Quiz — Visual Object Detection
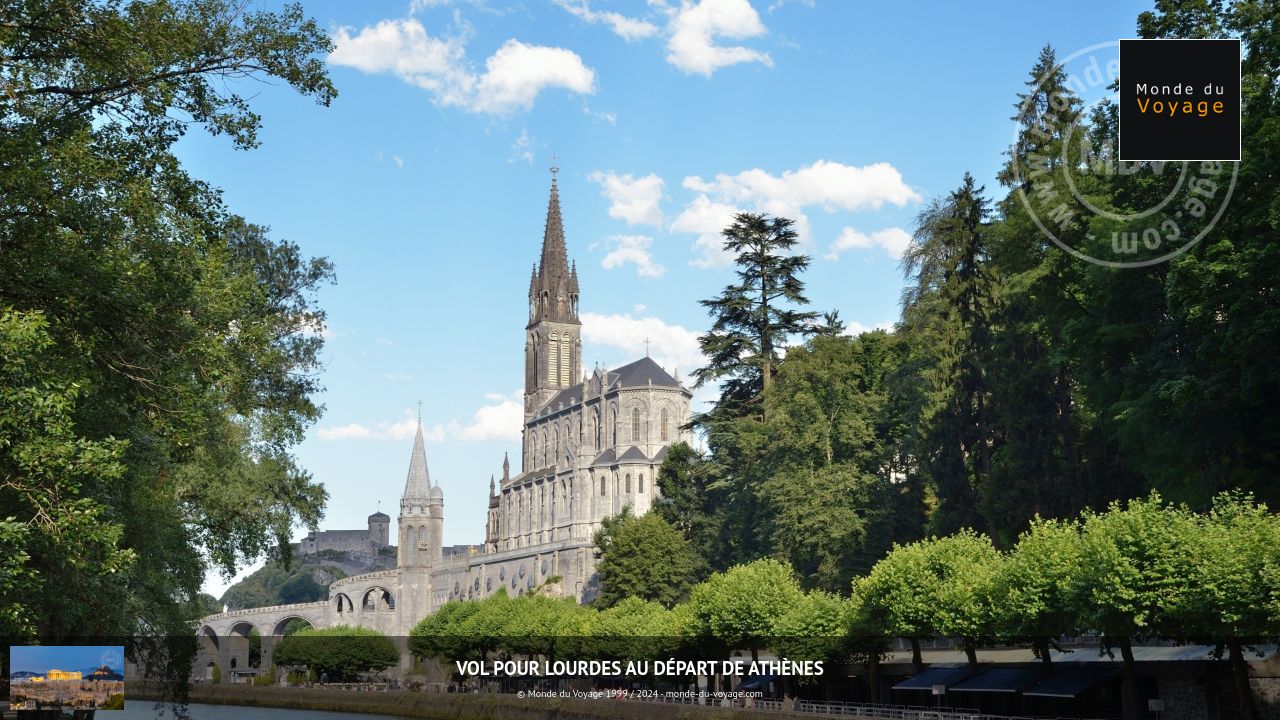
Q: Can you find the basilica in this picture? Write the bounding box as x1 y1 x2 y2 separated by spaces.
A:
197 172 693 661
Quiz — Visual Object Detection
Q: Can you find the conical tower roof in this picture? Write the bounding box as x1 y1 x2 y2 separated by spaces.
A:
539 172 569 282
404 421 431 499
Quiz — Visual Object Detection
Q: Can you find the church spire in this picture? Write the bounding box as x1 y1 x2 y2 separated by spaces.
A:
404 420 431 498
531 165 575 324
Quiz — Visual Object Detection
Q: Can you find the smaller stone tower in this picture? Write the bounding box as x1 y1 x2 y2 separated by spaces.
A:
367 511 390 548
398 420 443 568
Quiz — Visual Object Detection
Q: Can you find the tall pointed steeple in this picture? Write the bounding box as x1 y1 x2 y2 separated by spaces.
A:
404 421 431 498
524 164 583 418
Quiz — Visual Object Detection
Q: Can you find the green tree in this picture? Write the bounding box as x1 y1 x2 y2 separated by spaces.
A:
593 508 699 609
654 442 725 575
687 558 803 662
900 175 999 536
992 517 1083 666
1165 493 1280 720
272 626 398 681
693 212 819 414
852 530 1001 672
1073 494 1193 720
0 309 135 639
0 0 338 645
756 333 903 591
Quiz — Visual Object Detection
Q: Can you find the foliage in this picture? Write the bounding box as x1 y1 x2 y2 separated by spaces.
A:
687 558 803 661
0 0 338 644
221 557 348 610
272 626 397 681
593 508 699 609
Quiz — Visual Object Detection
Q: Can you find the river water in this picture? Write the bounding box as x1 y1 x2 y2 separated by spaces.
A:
117 701 417 720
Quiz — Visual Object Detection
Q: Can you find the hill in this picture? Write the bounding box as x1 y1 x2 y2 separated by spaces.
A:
219 547 396 610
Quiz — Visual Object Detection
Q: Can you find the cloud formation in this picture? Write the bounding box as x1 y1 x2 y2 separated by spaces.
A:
665 0 772 76
329 19 595 114
581 312 703 374
318 410 443 442
669 194 741 268
554 0 660 40
599 235 666 277
825 227 913 261
589 171 665 226
673 160 920 267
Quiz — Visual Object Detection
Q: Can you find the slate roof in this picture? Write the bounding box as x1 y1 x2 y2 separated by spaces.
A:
611 356 681 388
617 445 649 462
535 356 685 416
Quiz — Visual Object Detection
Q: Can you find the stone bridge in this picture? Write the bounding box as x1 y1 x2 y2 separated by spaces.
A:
195 601 329 682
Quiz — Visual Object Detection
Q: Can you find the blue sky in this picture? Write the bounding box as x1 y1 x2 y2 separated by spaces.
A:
189 0 1151 597
10 646 123 674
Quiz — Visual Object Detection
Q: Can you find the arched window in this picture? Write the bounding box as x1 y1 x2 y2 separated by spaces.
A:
660 408 670 441
600 474 606 496
631 407 641 443
548 332 560 384
559 333 572 385
625 473 632 493
553 427 560 464
639 474 645 493
542 429 549 467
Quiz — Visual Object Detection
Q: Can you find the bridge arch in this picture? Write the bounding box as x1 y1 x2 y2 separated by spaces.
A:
361 586 395 612
271 615 314 637
334 592 354 616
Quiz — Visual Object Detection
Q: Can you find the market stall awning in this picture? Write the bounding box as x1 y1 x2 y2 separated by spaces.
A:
1023 665 1121 698
892 665 971 691
950 667 1047 693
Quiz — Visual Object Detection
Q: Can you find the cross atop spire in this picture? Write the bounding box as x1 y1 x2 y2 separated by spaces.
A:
550 153 559 182
416 398 423 421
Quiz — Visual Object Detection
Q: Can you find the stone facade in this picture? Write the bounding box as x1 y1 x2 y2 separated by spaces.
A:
197 172 691 662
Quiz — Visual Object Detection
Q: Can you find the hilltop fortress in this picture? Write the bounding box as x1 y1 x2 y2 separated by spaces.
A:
197 171 692 677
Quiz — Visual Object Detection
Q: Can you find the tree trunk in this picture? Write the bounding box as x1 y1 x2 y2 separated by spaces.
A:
963 640 978 672
866 657 881 703
1118 638 1141 720
751 644 759 663
1229 639 1260 720
1035 638 1053 667
910 638 924 673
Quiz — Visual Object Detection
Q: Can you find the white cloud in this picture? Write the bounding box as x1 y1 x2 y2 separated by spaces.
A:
843 319 897 336
581 312 703 374
392 155 405 168
825 227 912 261
555 0 660 40
385 372 413 381
666 0 772 76
450 391 523 442
471 40 597 114
634 304 647 313
589 171 665 226
600 235 666 277
318 410 444 442
329 19 595 115
672 160 920 264
683 160 921 215
509 129 534 164
668 194 740 268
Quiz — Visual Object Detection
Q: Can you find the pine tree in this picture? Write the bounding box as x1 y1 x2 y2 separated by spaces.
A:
693 212 818 421
901 174 998 535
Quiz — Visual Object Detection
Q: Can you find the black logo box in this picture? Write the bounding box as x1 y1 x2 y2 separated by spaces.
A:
1119 38 1241 162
